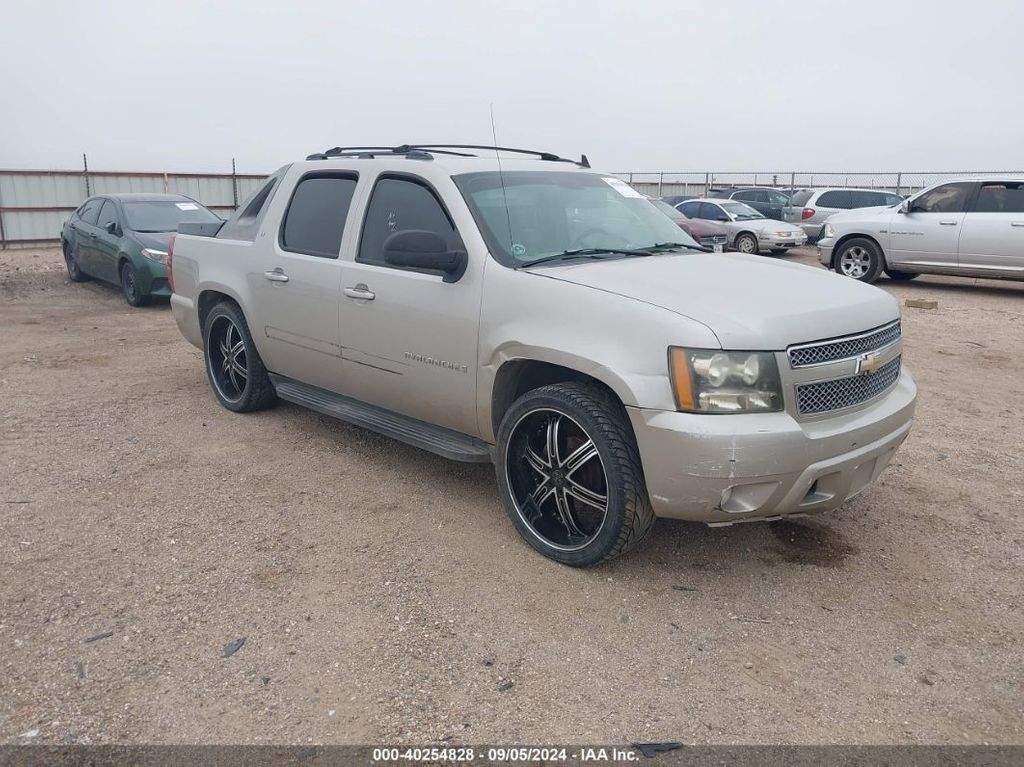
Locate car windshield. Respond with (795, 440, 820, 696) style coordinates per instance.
(122, 200, 221, 232)
(454, 171, 700, 265)
(721, 201, 765, 220)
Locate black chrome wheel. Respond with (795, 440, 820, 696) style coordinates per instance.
(505, 407, 610, 552)
(208, 315, 248, 403)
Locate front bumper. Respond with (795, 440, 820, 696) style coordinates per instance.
(817, 237, 836, 266)
(626, 370, 916, 524)
(759, 233, 807, 249)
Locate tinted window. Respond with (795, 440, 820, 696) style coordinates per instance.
(912, 183, 972, 213)
(96, 200, 119, 231)
(816, 190, 853, 209)
(767, 190, 790, 205)
(699, 202, 727, 221)
(218, 168, 285, 241)
(279, 175, 357, 258)
(789, 190, 813, 206)
(974, 182, 1024, 213)
(359, 177, 458, 266)
(123, 200, 220, 232)
(78, 198, 102, 225)
(678, 201, 701, 217)
(732, 190, 756, 201)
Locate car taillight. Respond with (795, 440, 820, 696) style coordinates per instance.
(801, 208, 815, 220)
(167, 235, 176, 293)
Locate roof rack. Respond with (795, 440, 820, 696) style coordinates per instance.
(305, 144, 590, 168)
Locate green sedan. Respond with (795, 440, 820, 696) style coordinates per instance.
(60, 193, 221, 306)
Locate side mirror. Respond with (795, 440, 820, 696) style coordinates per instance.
(104, 221, 119, 235)
(897, 200, 910, 214)
(383, 230, 467, 283)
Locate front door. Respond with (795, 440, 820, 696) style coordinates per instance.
(94, 200, 123, 283)
(956, 181, 1024, 277)
(888, 181, 974, 269)
(249, 172, 358, 392)
(339, 174, 481, 437)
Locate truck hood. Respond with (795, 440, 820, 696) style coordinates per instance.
(534, 252, 899, 350)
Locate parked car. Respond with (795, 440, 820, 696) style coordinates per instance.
(676, 198, 807, 254)
(784, 188, 903, 241)
(169, 144, 915, 567)
(61, 193, 221, 306)
(709, 187, 791, 220)
(817, 177, 1024, 283)
(660, 194, 695, 206)
(649, 198, 729, 251)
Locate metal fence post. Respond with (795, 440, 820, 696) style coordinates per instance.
(0, 179, 7, 250)
(790, 171, 796, 198)
(657, 172, 664, 198)
(82, 153, 91, 197)
(704, 172, 710, 197)
(895, 172, 902, 197)
(231, 158, 239, 208)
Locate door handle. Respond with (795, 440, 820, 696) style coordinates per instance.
(939, 221, 958, 226)
(343, 284, 375, 301)
(263, 268, 289, 283)
(1011, 222, 1024, 228)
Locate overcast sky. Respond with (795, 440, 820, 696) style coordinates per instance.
(1, 0, 1020, 174)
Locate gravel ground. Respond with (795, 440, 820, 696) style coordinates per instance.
(1, 246, 1022, 746)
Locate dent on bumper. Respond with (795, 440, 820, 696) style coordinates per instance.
(627, 372, 916, 524)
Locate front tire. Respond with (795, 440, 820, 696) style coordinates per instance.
(120, 261, 150, 307)
(735, 232, 759, 255)
(771, 248, 790, 256)
(202, 301, 277, 413)
(495, 382, 655, 567)
(835, 237, 884, 282)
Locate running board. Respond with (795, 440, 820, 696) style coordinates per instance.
(269, 375, 493, 463)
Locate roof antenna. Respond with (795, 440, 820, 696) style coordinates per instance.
(489, 104, 516, 259)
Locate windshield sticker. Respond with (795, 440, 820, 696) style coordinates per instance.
(602, 177, 645, 199)
(511, 243, 527, 257)
(175, 203, 199, 211)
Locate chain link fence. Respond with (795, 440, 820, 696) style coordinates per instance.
(615, 171, 1024, 200)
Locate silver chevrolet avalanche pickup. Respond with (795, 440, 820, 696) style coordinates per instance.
(169, 144, 916, 566)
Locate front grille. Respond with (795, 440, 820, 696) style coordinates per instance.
(700, 235, 728, 245)
(796, 356, 901, 415)
(788, 321, 901, 368)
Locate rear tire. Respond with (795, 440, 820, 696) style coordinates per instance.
(495, 382, 655, 567)
(120, 261, 150, 307)
(835, 237, 884, 283)
(885, 269, 919, 281)
(202, 301, 277, 413)
(64, 242, 89, 282)
(735, 232, 759, 255)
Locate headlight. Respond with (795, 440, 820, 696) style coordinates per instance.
(822, 223, 836, 239)
(141, 248, 168, 265)
(669, 348, 783, 413)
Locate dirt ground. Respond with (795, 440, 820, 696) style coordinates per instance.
(1, 246, 1022, 747)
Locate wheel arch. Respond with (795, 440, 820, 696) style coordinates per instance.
(831, 232, 887, 270)
(488, 356, 632, 443)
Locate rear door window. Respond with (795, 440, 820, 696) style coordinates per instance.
(973, 182, 1024, 213)
(279, 174, 358, 258)
(78, 198, 102, 225)
(816, 190, 853, 209)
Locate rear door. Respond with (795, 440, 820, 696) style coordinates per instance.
(249, 171, 359, 392)
(71, 198, 103, 275)
(93, 199, 123, 283)
(957, 181, 1024, 276)
(889, 182, 974, 269)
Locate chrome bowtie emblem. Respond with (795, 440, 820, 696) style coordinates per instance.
(857, 351, 883, 375)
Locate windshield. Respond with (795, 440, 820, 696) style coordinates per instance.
(122, 200, 221, 232)
(721, 201, 765, 220)
(454, 171, 700, 265)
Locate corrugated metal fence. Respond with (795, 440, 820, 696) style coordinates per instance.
(0, 164, 267, 248)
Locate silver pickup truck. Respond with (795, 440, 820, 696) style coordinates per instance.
(169, 144, 916, 566)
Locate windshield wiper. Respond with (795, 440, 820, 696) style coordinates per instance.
(520, 247, 653, 268)
(134, 229, 175, 233)
(642, 241, 709, 253)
